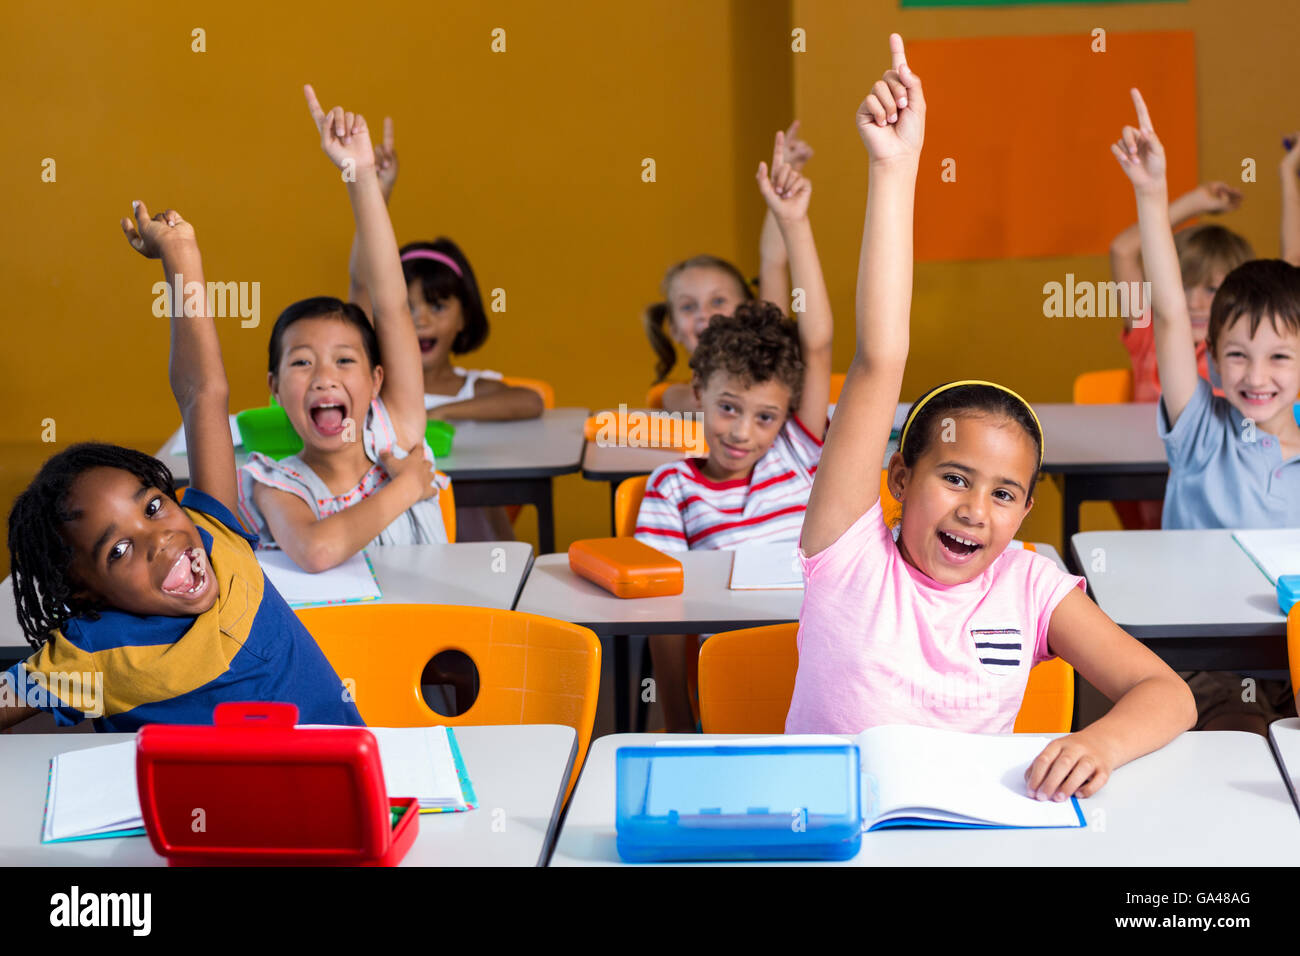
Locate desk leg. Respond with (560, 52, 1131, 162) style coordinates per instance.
(608, 483, 618, 536)
(1061, 477, 1083, 573)
(536, 480, 556, 555)
(614, 635, 629, 734)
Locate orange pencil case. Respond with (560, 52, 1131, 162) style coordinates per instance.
(568, 537, 684, 599)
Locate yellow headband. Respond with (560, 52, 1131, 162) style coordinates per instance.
(899, 380, 1044, 468)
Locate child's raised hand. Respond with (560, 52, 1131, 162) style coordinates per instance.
(1282, 131, 1300, 178)
(376, 116, 399, 199)
(855, 34, 925, 165)
(1110, 88, 1166, 191)
(304, 84, 376, 174)
(120, 201, 196, 259)
(756, 130, 812, 222)
(1024, 730, 1115, 802)
(782, 119, 814, 171)
(1192, 180, 1244, 214)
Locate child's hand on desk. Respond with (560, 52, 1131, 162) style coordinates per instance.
(1025, 729, 1117, 802)
(855, 33, 925, 166)
(756, 130, 811, 223)
(1110, 88, 1166, 192)
(380, 445, 437, 503)
(304, 84, 376, 175)
(120, 201, 196, 259)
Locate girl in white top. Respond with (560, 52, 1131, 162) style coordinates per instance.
(347, 117, 544, 422)
(237, 86, 447, 572)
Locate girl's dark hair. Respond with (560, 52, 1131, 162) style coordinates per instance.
(644, 255, 755, 384)
(1208, 258, 1300, 352)
(8, 443, 178, 648)
(689, 302, 803, 410)
(900, 383, 1044, 499)
(400, 238, 488, 354)
(267, 296, 381, 375)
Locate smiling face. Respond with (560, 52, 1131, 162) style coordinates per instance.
(62, 467, 216, 617)
(1184, 268, 1226, 345)
(694, 371, 792, 481)
(269, 315, 383, 454)
(1213, 314, 1300, 433)
(668, 267, 748, 353)
(408, 280, 465, 371)
(889, 413, 1038, 586)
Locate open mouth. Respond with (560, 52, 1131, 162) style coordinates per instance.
(1240, 389, 1277, 406)
(309, 399, 349, 437)
(937, 529, 983, 562)
(161, 547, 209, 598)
(418, 337, 437, 355)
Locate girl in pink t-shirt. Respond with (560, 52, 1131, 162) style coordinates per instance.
(788, 36, 1195, 805)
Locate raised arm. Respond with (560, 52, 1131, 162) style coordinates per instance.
(1111, 89, 1200, 426)
(1110, 182, 1243, 331)
(347, 116, 399, 318)
(757, 120, 815, 310)
(800, 35, 922, 557)
(755, 129, 831, 438)
(304, 86, 426, 450)
(121, 202, 238, 514)
(1281, 135, 1300, 266)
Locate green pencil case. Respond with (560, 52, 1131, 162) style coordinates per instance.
(235, 403, 455, 460)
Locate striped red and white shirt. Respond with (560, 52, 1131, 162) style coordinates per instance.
(634, 414, 825, 552)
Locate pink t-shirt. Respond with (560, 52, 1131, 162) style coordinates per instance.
(785, 499, 1085, 736)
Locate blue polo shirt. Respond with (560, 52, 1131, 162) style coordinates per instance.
(2, 488, 365, 731)
(1158, 379, 1300, 530)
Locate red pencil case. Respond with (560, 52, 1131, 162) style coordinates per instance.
(136, 702, 418, 867)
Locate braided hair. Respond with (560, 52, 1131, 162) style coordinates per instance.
(8, 443, 178, 649)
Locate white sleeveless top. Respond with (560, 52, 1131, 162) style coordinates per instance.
(424, 367, 503, 411)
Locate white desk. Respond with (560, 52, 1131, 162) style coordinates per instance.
(1268, 717, 1300, 818)
(0, 724, 575, 866)
(1072, 530, 1286, 671)
(0, 542, 535, 661)
(549, 731, 1300, 866)
(156, 408, 589, 554)
(516, 543, 1066, 732)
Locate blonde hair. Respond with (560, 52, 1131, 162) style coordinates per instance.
(1175, 224, 1254, 289)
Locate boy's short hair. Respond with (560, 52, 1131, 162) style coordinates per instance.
(689, 302, 803, 410)
(1208, 259, 1300, 350)
(1175, 224, 1254, 289)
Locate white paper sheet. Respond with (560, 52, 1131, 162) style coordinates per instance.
(728, 545, 805, 590)
(257, 549, 382, 607)
(1232, 529, 1300, 586)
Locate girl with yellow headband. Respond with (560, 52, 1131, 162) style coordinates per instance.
(786, 35, 1195, 805)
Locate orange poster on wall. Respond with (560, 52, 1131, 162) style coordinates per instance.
(907, 31, 1198, 262)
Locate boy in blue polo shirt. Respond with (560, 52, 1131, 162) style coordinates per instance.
(0, 201, 362, 731)
(1113, 89, 1300, 733)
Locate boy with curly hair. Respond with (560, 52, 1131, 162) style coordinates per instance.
(633, 132, 833, 729)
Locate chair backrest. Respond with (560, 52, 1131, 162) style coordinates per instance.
(436, 471, 456, 543)
(698, 622, 1074, 734)
(1073, 368, 1134, 404)
(614, 475, 651, 537)
(502, 376, 556, 409)
(298, 604, 601, 801)
(829, 372, 846, 403)
(645, 381, 675, 410)
(1289, 604, 1300, 702)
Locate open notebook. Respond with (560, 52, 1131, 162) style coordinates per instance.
(257, 549, 382, 608)
(655, 724, 1084, 831)
(1232, 529, 1300, 586)
(42, 726, 476, 844)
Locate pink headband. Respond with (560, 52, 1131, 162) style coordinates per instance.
(400, 249, 463, 277)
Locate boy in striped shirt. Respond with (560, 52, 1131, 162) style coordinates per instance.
(634, 132, 834, 729)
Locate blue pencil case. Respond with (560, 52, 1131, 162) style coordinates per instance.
(1279, 575, 1300, 615)
(615, 744, 862, 862)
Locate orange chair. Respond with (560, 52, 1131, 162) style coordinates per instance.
(645, 381, 677, 409)
(1073, 368, 1134, 404)
(298, 604, 601, 802)
(436, 470, 456, 543)
(1288, 604, 1300, 703)
(502, 376, 556, 410)
(829, 372, 846, 403)
(614, 475, 651, 538)
(698, 622, 1074, 734)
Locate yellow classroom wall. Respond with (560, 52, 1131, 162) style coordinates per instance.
(3, 0, 1296, 578)
(1, 0, 792, 575)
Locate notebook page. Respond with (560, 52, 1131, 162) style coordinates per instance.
(728, 545, 805, 590)
(856, 725, 1080, 828)
(1232, 530, 1300, 586)
(46, 741, 142, 842)
(368, 727, 466, 808)
(258, 549, 382, 606)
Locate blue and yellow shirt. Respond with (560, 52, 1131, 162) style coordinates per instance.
(2, 488, 364, 731)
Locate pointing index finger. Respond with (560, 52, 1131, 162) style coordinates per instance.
(1130, 88, 1153, 133)
(383, 116, 395, 151)
(889, 33, 907, 71)
(303, 84, 326, 127)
